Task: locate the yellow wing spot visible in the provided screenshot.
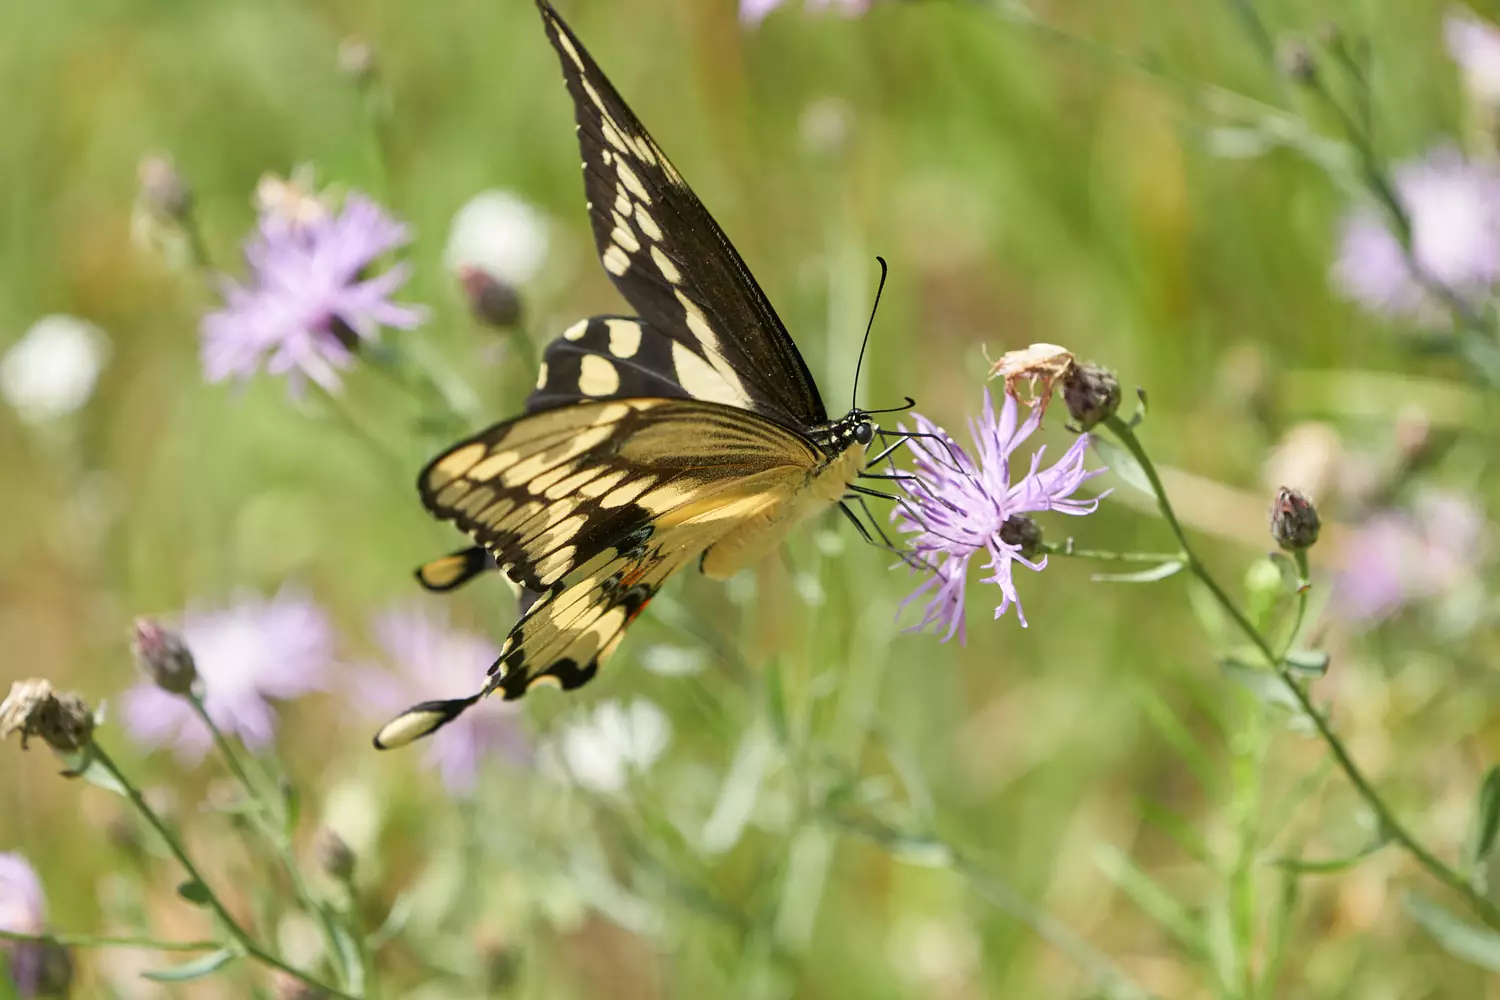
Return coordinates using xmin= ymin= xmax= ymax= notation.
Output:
xmin=598 ymin=631 xmax=625 ymax=667
xmin=600 ymin=475 xmax=657 ymax=509
xmin=374 ymin=708 xmax=450 ymax=750
xmin=417 ymin=554 xmax=469 ymax=589
xmin=650 ymin=246 xmax=682 ymax=284
xmin=671 ymin=341 xmax=741 ymax=407
xmin=479 ymin=498 xmax=518 ymax=528
xmin=563 ymin=319 xmax=589 ymax=341
xmin=630 ymin=134 xmax=658 ymax=166
xmin=435 ymin=479 xmax=472 ymax=507
xmin=527 ymin=674 xmax=564 ymax=692
xmin=637 ymin=482 xmax=695 ymax=515
xmin=429 ymin=443 xmax=487 ymax=490
xmin=601 ymin=118 xmax=630 ymax=153
xmin=579 ymin=354 xmax=620 ymax=396
xmin=468 ymin=450 xmax=521 ymax=482
xmin=615 ymin=160 xmax=652 ymax=204
xmin=606 ymin=320 xmax=642 ymax=358
xmin=614 ymin=184 xmax=632 ymax=218
xmin=530 ymin=514 xmax=588 ymax=559
xmin=603 ymin=245 xmax=631 ymax=276
xmin=553 ymin=24 xmax=585 ymax=69
xmin=547 ymin=466 xmax=604 ymax=500
xmin=611 ymin=221 xmax=641 ymax=254
xmin=496 ymin=500 xmax=543 ymax=532
xmin=528 ymin=461 xmax=580 ymax=496
xmin=634 ymin=204 xmax=662 ymax=241
xmin=535 ymin=361 xmax=549 ymax=390
xmin=453 ymin=485 xmax=497 ymax=516
xmin=582 ymin=78 xmax=607 ymax=111
xmin=579 ymin=469 xmax=628 ymax=497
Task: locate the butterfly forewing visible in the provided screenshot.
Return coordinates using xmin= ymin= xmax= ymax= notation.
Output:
xmin=535 ymin=0 xmax=827 ymax=429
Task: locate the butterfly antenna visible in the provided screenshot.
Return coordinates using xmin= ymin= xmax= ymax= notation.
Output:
xmin=851 ymin=256 xmax=889 ymax=411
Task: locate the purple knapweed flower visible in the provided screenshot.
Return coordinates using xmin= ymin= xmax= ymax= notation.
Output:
xmin=1332 ymin=491 xmax=1487 ymax=627
xmin=1446 ymin=8 xmax=1500 ymax=105
xmin=122 ymin=588 xmax=334 ymax=762
xmin=0 ymin=853 xmax=45 ymax=996
xmin=741 ymin=0 xmax=872 ymax=26
xmin=358 ymin=605 xmax=529 ymax=794
xmin=892 ymin=389 xmax=1106 ymax=642
xmin=201 ymin=174 xmax=424 ymax=394
xmin=1333 ymin=147 xmax=1500 ymax=323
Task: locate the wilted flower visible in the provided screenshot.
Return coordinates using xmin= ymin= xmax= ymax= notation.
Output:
xmin=1446 ymin=8 xmax=1500 ymax=105
xmin=0 ymin=315 xmax=110 ymax=425
xmin=0 ymin=680 xmax=94 ymax=753
xmin=358 ymin=605 xmax=528 ymax=794
xmin=893 ymin=389 xmax=1107 ymax=641
xmin=444 ymin=190 xmax=551 ymax=287
xmin=312 ymin=826 xmax=355 ymax=882
xmin=122 ymin=589 xmax=333 ymax=762
xmin=553 ymin=699 xmax=671 ymax=794
xmin=459 ymin=265 xmax=523 ymax=329
xmin=1332 ymin=491 xmax=1488 ymax=626
xmin=1333 ymin=147 xmax=1500 ymax=323
xmin=201 ymin=177 xmax=424 ymax=394
xmin=741 ymin=0 xmax=873 ymax=26
xmin=1061 ymin=362 xmax=1120 ymax=431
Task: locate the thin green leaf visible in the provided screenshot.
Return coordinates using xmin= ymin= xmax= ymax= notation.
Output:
xmin=1138 ymin=799 xmax=1211 ymax=865
xmin=282 ymin=779 xmax=302 ymax=840
xmin=701 ymin=721 xmax=777 ymax=855
xmin=1218 ymin=661 xmax=1302 ymax=716
xmin=141 ymin=948 xmax=236 ymax=982
xmin=1271 ymin=838 xmax=1386 ymax=874
xmin=1403 ymin=891 xmax=1500 ymax=972
xmin=176 ymin=880 xmax=213 ymax=908
xmin=332 ymin=920 xmax=365 ymax=995
xmin=1091 ymin=560 xmax=1184 ymax=584
xmin=1092 ymin=438 xmax=1151 ymax=495
xmin=1095 ymin=844 xmax=1207 ymax=960
xmin=366 ymin=892 xmax=414 ymax=951
xmin=1282 ymin=649 xmax=1330 ymax=677
xmin=57 ymin=750 xmax=127 ymax=796
xmin=1470 ymin=766 xmax=1500 ymax=874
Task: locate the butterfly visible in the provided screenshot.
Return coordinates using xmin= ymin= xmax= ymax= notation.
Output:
xmin=374 ymin=0 xmax=902 ymax=751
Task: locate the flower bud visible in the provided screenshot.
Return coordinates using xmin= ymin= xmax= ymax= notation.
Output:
xmin=1269 ymin=487 xmax=1321 ymax=551
xmin=1277 ymin=39 xmax=1316 ymax=84
xmin=0 ymin=679 xmax=94 ymax=753
xmin=998 ymin=514 xmax=1043 ymax=559
xmin=460 ymin=265 xmax=523 ymax=329
xmin=136 ymin=154 xmax=193 ymax=223
xmin=338 ymin=37 xmax=376 ymax=84
xmin=1061 ymin=363 xmax=1120 ymax=431
xmin=313 ymin=827 xmax=355 ymax=882
xmin=131 ymin=619 xmax=197 ymax=695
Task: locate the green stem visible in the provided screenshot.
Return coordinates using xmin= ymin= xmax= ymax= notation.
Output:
xmin=0 ymin=929 xmax=220 ymax=952
xmin=187 ymin=697 xmax=353 ymax=992
xmin=88 ymin=743 xmax=360 ymax=1000
xmin=1103 ymin=416 xmax=1500 ymax=929
xmin=1044 ymin=540 xmax=1182 ymax=563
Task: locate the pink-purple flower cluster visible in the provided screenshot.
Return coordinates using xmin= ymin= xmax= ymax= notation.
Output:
xmin=202 ymin=188 xmax=424 ymax=393
xmin=893 ymin=389 xmax=1106 ymax=642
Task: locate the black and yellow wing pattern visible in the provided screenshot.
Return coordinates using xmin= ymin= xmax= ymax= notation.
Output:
xmin=375 ymin=0 xmax=876 ymax=751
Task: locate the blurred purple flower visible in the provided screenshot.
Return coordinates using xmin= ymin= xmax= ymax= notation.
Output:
xmin=202 ymin=179 xmax=424 ymax=394
xmin=1446 ymin=8 xmax=1500 ymax=104
xmin=741 ymin=0 xmax=872 ymax=25
xmin=0 ymin=853 xmax=45 ymax=997
xmin=1333 ymin=148 xmax=1500 ymax=322
xmin=122 ymin=588 xmax=334 ymax=762
xmin=1333 ymin=491 xmax=1488 ymax=626
xmin=893 ymin=389 xmax=1106 ymax=642
xmin=358 ymin=605 xmax=529 ymax=794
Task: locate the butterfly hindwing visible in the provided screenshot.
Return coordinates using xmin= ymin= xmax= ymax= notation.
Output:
xmin=535 ymin=0 xmax=827 ymax=429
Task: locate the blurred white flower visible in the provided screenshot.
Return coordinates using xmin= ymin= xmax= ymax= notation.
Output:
xmin=556 ymin=698 xmax=671 ymax=794
xmin=1 ymin=315 xmax=110 ymax=424
xmin=444 ymin=190 xmax=551 ymax=286
xmin=1446 ymin=8 xmax=1500 ymax=105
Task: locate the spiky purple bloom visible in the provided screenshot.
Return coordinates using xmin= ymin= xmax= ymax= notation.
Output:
xmin=893 ymin=389 xmax=1106 ymax=642
xmin=0 ymin=853 xmax=45 ymax=997
xmin=1333 ymin=148 xmax=1500 ymax=323
xmin=202 ymin=189 xmax=424 ymax=393
xmin=358 ymin=605 xmax=529 ymax=795
xmin=741 ymin=0 xmax=872 ymax=26
xmin=122 ymin=588 xmax=334 ymax=762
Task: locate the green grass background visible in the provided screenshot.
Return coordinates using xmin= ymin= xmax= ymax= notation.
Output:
xmin=3 ymin=0 xmax=1499 ymax=997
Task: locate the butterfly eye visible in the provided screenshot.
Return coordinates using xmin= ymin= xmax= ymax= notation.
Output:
xmin=854 ymin=421 xmax=874 ymax=446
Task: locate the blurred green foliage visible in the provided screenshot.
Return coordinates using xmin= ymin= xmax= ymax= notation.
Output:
xmin=2 ymin=0 xmax=1499 ymax=997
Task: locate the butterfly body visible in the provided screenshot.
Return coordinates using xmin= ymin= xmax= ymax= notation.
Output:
xmin=374 ymin=0 xmax=880 ymax=751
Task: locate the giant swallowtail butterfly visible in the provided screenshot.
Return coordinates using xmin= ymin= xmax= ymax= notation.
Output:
xmin=374 ymin=0 xmax=890 ymax=750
